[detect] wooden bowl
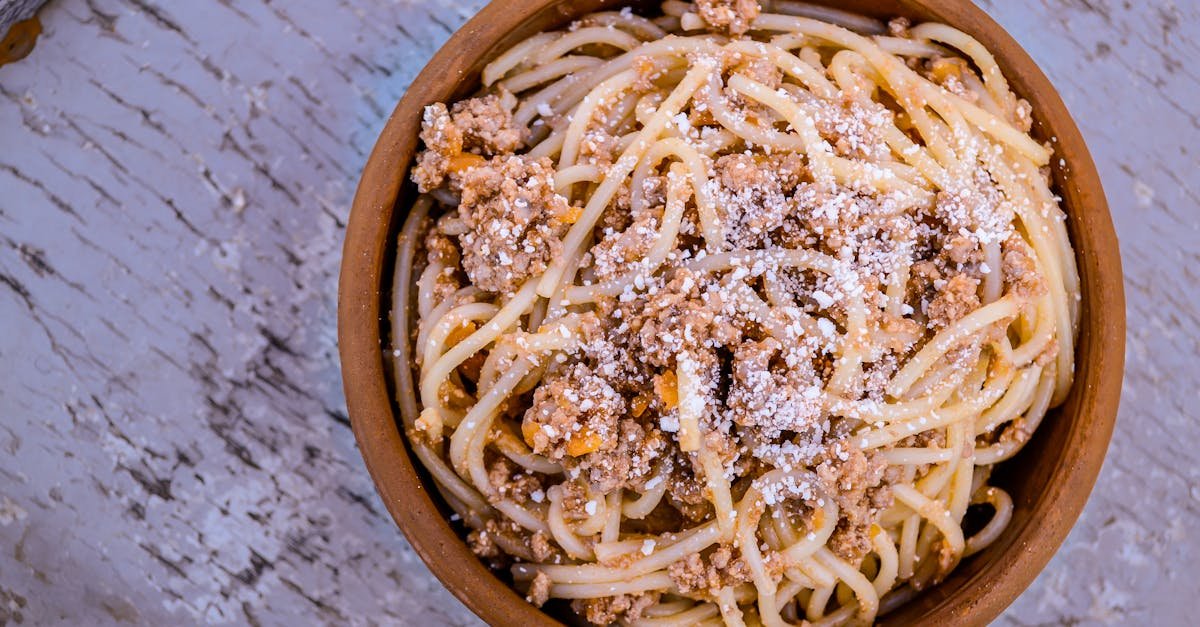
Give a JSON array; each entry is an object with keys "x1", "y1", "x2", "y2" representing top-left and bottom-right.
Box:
[{"x1": 337, "y1": 1, "x2": 1125, "y2": 624}]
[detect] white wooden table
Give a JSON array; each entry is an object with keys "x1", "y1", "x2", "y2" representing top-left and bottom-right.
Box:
[{"x1": 0, "y1": 1, "x2": 1196, "y2": 624}]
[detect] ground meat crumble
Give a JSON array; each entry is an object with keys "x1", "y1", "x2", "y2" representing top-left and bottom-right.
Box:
[
  {"x1": 926, "y1": 273, "x2": 981, "y2": 329},
  {"x1": 456, "y1": 155, "x2": 570, "y2": 294},
  {"x1": 526, "y1": 571, "x2": 552, "y2": 607},
  {"x1": 571, "y1": 593, "x2": 659, "y2": 625},
  {"x1": 523, "y1": 363, "x2": 625, "y2": 461},
  {"x1": 817, "y1": 446, "x2": 893, "y2": 561},
  {"x1": 487, "y1": 456, "x2": 545, "y2": 503},
  {"x1": 412, "y1": 95, "x2": 526, "y2": 192},
  {"x1": 1002, "y1": 234, "x2": 1048, "y2": 300},
  {"x1": 452, "y1": 93, "x2": 526, "y2": 155},
  {"x1": 667, "y1": 545, "x2": 753, "y2": 593},
  {"x1": 696, "y1": 0, "x2": 761, "y2": 35},
  {"x1": 575, "y1": 419, "x2": 668, "y2": 493}
]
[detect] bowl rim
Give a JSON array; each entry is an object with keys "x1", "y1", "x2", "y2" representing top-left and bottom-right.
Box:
[{"x1": 337, "y1": 1, "x2": 1125, "y2": 625}]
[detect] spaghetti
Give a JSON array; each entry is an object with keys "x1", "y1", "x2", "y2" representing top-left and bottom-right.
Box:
[{"x1": 390, "y1": 1, "x2": 1079, "y2": 625}]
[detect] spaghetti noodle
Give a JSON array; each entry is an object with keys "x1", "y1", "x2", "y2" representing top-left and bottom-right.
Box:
[{"x1": 390, "y1": 2, "x2": 1078, "y2": 624}]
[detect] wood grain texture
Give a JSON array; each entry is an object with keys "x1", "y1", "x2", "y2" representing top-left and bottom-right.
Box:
[
  {"x1": 0, "y1": 0, "x2": 45, "y2": 34},
  {"x1": 0, "y1": 0, "x2": 1194, "y2": 625}
]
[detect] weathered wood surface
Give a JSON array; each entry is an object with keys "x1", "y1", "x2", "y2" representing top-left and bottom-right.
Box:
[
  {"x1": 0, "y1": 1, "x2": 44, "y2": 35},
  {"x1": 0, "y1": 0, "x2": 1195, "y2": 625}
]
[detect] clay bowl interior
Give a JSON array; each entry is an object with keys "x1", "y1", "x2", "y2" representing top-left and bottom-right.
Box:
[{"x1": 337, "y1": 0, "x2": 1125, "y2": 624}]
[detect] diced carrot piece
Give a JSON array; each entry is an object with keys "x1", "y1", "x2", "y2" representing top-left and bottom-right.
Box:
[
  {"x1": 560, "y1": 205, "x2": 584, "y2": 224},
  {"x1": 521, "y1": 420, "x2": 540, "y2": 448},
  {"x1": 566, "y1": 430, "x2": 603, "y2": 457},
  {"x1": 446, "y1": 321, "x2": 476, "y2": 346},
  {"x1": 929, "y1": 57, "x2": 966, "y2": 83},
  {"x1": 448, "y1": 152, "x2": 486, "y2": 173},
  {"x1": 654, "y1": 371, "x2": 679, "y2": 410}
]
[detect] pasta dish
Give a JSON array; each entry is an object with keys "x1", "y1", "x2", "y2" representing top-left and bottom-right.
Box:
[{"x1": 388, "y1": 1, "x2": 1079, "y2": 624}]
